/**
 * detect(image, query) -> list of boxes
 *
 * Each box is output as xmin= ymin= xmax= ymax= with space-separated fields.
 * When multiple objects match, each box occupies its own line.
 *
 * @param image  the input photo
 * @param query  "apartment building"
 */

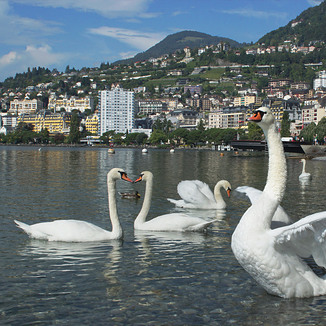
xmin=160 ymin=98 xmax=179 ymax=111
xmin=0 ymin=113 xmax=18 ymax=134
xmin=98 ymin=84 xmax=135 ymax=135
xmin=233 ymin=95 xmax=262 ymax=107
xmin=17 ymin=112 xmax=71 ymax=135
xmin=268 ymin=79 xmax=293 ymax=88
xmin=84 ymin=114 xmax=99 ymax=135
xmin=208 ymin=108 xmax=246 ymax=129
xmin=313 ymin=70 xmax=326 ymax=90
xmin=170 ymin=109 xmax=200 ymax=128
xmin=302 ymin=102 xmax=326 ymax=127
xmin=136 ymin=100 xmax=167 ymax=115
xmin=48 ymin=95 xmax=94 ymax=113
xmin=184 ymin=85 xmax=203 ymax=96
xmin=9 ymin=98 xmax=43 ymax=115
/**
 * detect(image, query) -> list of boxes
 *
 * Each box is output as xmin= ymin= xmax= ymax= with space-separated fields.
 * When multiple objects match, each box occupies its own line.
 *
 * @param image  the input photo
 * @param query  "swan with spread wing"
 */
xmin=14 ymin=168 xmax=133 ymax=242
xmin=167 ymin=179 xmax=231 ymax=209
xmin=231 ymin=107 xmax=326 ymax=298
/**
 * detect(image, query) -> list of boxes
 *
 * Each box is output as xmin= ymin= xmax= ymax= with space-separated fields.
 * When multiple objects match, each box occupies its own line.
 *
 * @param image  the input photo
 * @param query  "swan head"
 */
xmin=248 ymin=107 xmax=275 ymax=129
xmin=134 ymin=171 xmax=153 ymax=183
xmin=217 ymin=180 xmax=232 ymax=197
xmin=225 ymin=182 xmax=232 ymax=197
xmin=108 ymin=168 xmax=133 ymax=183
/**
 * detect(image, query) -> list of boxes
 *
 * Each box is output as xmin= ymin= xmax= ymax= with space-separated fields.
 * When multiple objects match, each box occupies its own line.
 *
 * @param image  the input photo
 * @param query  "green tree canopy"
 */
xmin=66 ymin=111 xmax=81 ymax=144
xmin=280 ymin=111 xmax=291 ymax=137
xmin=247 ymin=122 xmax=264 ymax=140
xmin=315 ymin=117 xmax=326 ymax=143
xmin=300 ymin=122 xmax=316 ymax=143
xmin=171 ymin=128 xmax=190 ymax=145
xmin=149 ymin=129 xmax=167 ymax=145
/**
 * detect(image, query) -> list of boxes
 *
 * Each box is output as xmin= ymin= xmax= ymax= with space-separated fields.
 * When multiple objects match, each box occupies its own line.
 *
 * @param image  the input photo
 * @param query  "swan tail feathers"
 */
xmin=187 ymin=219 xmax=217 ymax=232
xmin=14 ymin=220 xmax=30 ymax=231
xmin=167 ymin=198 xmax=186 ymax=208
xmin=14 ymin=220 xmax=47 ymax=239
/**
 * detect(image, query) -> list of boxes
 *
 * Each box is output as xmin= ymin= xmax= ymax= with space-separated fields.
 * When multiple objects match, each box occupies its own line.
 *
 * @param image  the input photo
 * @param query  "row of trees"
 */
xmin=99 ymin=118 xmax=265 ymax=147
xmin=300 ymin=117 xmax=326 ymax=144
xmin=99 ymin=116 xmax=326 ymax=147
xmin=2 ymin=114 xmax=326 ymax=147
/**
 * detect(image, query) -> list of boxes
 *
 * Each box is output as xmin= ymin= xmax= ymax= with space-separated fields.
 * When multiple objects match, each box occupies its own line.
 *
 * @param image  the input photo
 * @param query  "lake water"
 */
xmin=0 ymin=145 xmax=326 ymax=325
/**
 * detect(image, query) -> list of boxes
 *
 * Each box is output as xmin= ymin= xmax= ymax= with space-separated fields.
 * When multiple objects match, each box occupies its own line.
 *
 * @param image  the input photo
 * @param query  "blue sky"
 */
xmin=0 ymin=0 xmax=323 ymax=82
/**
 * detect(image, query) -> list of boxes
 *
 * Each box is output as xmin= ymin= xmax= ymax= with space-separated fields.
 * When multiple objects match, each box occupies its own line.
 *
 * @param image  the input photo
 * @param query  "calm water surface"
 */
xmin=0 ymin=146 xmax=326 ymax=325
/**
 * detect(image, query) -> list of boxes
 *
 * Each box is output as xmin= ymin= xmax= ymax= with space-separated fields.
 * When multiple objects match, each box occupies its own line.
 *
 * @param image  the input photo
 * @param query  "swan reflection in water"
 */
xmin=172 ymin=207 xmax=227 ymax=221
xmin=299 ymin=176 xmax=311 ymax=190
xmin=20 ymin=239 xmax=122 ymax=276
xmin=134 ymin=208 xmax=227 ymax=254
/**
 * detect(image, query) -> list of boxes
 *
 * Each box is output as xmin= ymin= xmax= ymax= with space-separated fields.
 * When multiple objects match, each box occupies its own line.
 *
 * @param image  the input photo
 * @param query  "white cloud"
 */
xmin=222 ymin=8 xmax=287 ymax=20
xmin=172 ymin=11 xmax=188 ymax=17
xmin=119 ymin=51 xmax=139 ymax=59
xmin=11 ymin=0 xmax=155 ymax=18
xmin=0 ymin=45 xmax=67 ymax=81
xmin=88 ymin=27 xmax=165 ymax=50
xmin=0 ymin=51 xmax=18 ymax=66
xmin=24 ymin=45 xmax=66 ymax=66
xmin=307 ymin=0 xmax=323 ymax=6
xmin=0 ymin=1 xmax=62 ymax=46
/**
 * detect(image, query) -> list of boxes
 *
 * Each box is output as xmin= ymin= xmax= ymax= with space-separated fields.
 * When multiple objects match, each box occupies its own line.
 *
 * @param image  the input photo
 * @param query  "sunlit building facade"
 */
xmin=98 ymin=84 xmax=135 ymax=135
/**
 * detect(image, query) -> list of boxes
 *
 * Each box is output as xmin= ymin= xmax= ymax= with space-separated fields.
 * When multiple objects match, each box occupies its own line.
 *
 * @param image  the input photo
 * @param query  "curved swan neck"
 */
xmin=134 ymin=173 xmax=153 ymax=227
xmin=107 ymin=176 xmax=123 ymax=238
xmin=302 ymin=159 xmax=306 ymax=173
xmin=263 ymin=122 xmax=287 ymax=202
xmin=213 ymin=182 xmax=224 ymax=201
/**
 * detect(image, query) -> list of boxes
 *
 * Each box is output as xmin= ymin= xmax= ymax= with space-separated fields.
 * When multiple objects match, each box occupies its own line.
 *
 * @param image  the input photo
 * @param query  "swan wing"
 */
xmin=272 ymin=211 xmax=326 ymax=267
xmin=236 ymin=185 xmax=262 ymax=200
xmin=236 ymin=186 xmax=291 ymax=224
xmin=299 ymin=172 xmax=311 ymax=180
xmin=137 ymin=213 xmax=214 ymax=232
xmin=191 ymin=180 xmax=216 ymax=201
xmin=177 ymin=180 xmax=215 ymax=206
xmin=15 ymin=220 xmax=111 ymax=242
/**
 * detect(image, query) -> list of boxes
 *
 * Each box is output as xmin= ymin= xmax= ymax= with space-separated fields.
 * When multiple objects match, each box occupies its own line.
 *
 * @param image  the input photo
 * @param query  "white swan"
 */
xmin=14 ymin=168 xmax=133 ymax=242
xmin=167 ymin=180 xmax=231 ymax=209
xmin=231 ymin=107 xmax=326 ymax=298
xmin=299 ymin=158 xmax=311 ymax=180
xmin=235 ymin=186 xmax=291 ymax=225
xmin=134 ymin=171 xmax=217 ymax=232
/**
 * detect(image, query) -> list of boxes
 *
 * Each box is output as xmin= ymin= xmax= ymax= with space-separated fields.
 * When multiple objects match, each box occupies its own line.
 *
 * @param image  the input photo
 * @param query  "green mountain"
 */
xmin=258 ymin=0 xmax=326 ymax=45
xmin=114 ymin=30 xmax=243 ymax=65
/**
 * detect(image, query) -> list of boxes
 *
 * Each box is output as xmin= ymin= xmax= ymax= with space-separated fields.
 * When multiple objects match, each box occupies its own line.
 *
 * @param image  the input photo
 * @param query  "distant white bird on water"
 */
xmin=299 ymin=158 xmax=311 ymax=180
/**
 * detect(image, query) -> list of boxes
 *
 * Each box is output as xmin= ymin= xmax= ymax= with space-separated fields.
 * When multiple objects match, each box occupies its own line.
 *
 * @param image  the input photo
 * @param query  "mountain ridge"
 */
xmin=114 ymin=30 xmax=245 ymax=65
xmin=258 ymin=0 xmax=326 ymax=45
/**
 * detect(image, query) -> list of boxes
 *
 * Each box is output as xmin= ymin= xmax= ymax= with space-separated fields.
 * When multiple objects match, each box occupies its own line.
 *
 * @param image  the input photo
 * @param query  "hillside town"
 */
xmin=1 ymin=41 xmax=326 ymax=145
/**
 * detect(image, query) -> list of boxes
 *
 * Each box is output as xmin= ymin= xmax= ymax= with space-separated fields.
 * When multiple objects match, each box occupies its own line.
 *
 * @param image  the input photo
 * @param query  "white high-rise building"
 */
xmin=313 ymin=70 xmax=326 ymax=90
xmin=98 ymin=84 xmax=135 ymax=135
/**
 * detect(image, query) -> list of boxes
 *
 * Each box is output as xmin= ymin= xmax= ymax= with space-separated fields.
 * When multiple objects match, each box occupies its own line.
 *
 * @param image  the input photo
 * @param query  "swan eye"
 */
xmin=258 ymin=110 xmax=266 ymax=118
xmin=134 ymin=173 xmax=144 ymax=183
xmin=119 ymin=171 xmax=133 ymax=183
